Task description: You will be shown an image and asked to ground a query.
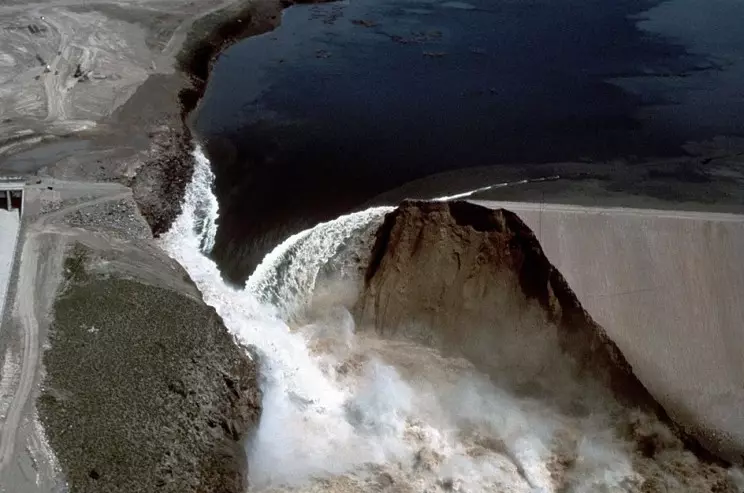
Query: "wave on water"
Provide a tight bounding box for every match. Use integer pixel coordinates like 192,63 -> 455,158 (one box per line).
431,175 -> 560,201
161,146 -> 744,493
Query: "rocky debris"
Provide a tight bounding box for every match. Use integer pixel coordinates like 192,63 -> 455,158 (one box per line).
33,192 -> 110,219
354,200 -> 723,463
176,0 -> 288,108
38,198 -> 64,216
62,197 -> 152,240
39,242 -> 262,493
127,0 -> 333,239
129,1 -> 278,237
130,125 -> 194,237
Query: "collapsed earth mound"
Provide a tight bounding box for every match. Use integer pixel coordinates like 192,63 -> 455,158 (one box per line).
350,200 -> 737,492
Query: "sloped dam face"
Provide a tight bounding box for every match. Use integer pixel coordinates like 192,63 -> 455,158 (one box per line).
0,204 -> 20,324
467,199 -> 744,466
161,152 -> 743,493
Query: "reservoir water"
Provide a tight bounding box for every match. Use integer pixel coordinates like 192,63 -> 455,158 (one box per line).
193,0 -> 744,282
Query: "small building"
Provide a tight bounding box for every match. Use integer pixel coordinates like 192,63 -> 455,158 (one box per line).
0,177 -> 24,216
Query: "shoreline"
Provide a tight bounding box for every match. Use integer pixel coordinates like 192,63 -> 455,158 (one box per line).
0,1 -> 294,490
0,0 -> 324,235
152,0 -> 336,234
2,0 -> 744,235
1,0 -> 743,489
0,1 -> 325,490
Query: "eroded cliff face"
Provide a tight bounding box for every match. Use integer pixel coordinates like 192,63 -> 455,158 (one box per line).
354,201 -> 729,471
357,201 -> 658,407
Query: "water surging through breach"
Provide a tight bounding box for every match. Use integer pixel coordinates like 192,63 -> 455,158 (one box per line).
163,147 -> 428,488
161,147 -> 743,493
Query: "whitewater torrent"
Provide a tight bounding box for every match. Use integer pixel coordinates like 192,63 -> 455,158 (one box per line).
432,175 -> 560,201
161,147 -> 742,493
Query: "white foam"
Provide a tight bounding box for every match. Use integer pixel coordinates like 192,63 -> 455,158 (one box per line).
161,149 -> 724,493
434,183 -> 500,201
160,148 -> 636,492
246,204 -> 392,317
161,148 -> 410,487
432,175 -> 559,201
192,148 -> 220,252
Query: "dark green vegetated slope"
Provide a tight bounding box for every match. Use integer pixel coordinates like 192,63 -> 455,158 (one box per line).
39,245 -> 261,493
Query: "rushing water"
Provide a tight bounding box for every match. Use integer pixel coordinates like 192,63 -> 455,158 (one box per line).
194,0 -> 744,284
160,147 -> 744,492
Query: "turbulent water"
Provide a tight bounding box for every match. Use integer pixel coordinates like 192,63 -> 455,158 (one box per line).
161,147 -> 744,493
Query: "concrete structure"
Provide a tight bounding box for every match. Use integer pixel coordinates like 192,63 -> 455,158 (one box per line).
473,200 -> 744,462
0,178 -> 23,328
0,177 -> 24,216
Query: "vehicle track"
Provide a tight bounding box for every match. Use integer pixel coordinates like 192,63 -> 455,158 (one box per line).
0,187 -> 131,473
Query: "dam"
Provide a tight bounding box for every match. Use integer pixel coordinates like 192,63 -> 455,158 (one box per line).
0,178 -> 23,326
474,200 -> 744,462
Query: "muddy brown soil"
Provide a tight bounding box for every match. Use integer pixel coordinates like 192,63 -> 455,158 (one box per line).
356,200 -> 729,466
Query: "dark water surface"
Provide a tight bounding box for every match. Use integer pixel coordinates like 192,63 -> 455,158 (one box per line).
194,0 -> 744,283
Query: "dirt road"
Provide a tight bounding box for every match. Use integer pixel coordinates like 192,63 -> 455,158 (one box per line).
0,182 -> 133,491
0,0 -> 240,158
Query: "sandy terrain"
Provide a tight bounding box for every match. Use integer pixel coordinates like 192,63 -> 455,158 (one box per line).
0,211 -> 19,328
0,0 -> 237,159
472,200 -> 744,464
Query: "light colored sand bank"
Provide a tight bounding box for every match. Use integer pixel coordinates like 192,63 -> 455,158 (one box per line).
0,0 -> 235,159
472,200 -> 744,462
